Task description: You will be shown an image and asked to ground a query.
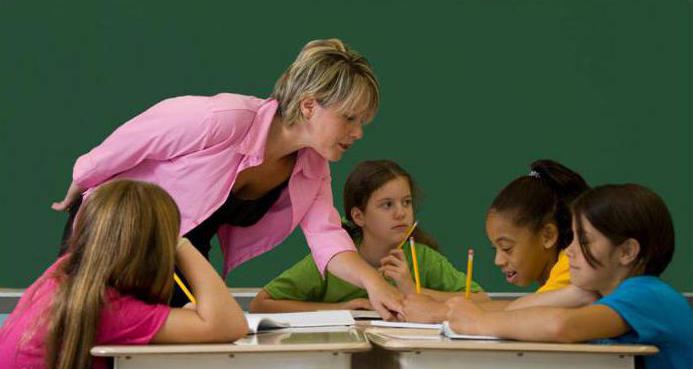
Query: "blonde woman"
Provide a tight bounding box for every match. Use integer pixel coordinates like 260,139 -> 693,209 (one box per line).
51,39 -> 403,317
1,180 -> 248,369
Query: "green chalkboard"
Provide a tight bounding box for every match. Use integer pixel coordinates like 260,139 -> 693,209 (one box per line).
1,0 -> 690,292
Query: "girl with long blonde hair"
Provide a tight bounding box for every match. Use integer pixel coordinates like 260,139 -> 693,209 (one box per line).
1,180 -> 247,369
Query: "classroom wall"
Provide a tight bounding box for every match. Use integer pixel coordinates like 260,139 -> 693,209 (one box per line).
1,0 -> 690,292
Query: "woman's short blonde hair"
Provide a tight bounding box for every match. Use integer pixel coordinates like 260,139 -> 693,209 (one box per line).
272,39 -> 380,125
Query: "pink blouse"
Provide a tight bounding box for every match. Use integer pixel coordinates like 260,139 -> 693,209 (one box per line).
72,93 -> 355,275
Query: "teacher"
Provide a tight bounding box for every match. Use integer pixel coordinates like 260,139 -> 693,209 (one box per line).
52,39 -> 403,318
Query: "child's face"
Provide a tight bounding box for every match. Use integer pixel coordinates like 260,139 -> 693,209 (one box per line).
354,176 -> 415,247
566,216 -> 622,293
486,211 -> 555,287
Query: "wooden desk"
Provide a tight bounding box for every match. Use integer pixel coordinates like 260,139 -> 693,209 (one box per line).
91,327 -> 370,369
356,328 -> 658,369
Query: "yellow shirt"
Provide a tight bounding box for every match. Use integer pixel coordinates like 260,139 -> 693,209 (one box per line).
536,250 -> 570,293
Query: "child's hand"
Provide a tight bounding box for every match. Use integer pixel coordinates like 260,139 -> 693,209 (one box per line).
402,294 -> 446,323
446,297 -> 486,335
379,249 -> 416,294
342,298 -> 373,311
177,237 -> 193,250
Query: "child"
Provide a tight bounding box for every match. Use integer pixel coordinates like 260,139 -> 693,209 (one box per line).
446,184 -> 693,369
482,159 -> 596,311
249,160 -> 486,317
0,180 -> 248,369
400,159 -> 590,321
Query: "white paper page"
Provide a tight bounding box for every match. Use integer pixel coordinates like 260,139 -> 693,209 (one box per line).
244,314 -> 290,334
245,310 -> 355,333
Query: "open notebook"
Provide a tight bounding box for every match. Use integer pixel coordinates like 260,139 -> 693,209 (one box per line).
244,310 -> 356,334
369,320 -> 499,340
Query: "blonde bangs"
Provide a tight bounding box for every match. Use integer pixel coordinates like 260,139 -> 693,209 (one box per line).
272,38 -> 380,125
327,73 -> 379,123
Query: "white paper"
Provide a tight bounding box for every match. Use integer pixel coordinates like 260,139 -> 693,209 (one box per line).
245,310 -> 355,333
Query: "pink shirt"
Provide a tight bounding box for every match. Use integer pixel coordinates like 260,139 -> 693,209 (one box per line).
72,93 -> 355,276
0,259 -> 170,369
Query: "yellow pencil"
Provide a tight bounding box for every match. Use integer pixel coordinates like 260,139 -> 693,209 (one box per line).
465,249 -> 474,299
397,221 -> 418,249
173,272 -> 197,304
409,237 -> 421,294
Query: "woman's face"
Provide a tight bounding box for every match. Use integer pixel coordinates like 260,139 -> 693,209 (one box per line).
353,177 -> 415,248
486,210 -> 556,287
302,99 -> 368,162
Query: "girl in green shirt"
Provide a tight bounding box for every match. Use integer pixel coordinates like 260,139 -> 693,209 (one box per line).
250,160 -> 487,316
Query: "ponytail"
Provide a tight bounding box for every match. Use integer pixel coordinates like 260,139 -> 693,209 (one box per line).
490,159 -> 589,250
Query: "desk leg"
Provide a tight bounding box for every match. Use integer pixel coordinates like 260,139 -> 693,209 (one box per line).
112,351 -> 352,369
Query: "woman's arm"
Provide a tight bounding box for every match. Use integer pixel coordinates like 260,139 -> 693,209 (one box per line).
446,297 -> 629,342
51,181 -> 85,211
70,99 -> 254,191
53,103 -> 253,211
327,251 -> 403,320
152,239 -> 248,343
298,174 -> 403,319
249,289 -> 372,313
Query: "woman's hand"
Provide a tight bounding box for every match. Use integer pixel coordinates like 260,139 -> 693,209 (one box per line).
446,297 -> 487,335
365,277 -> 404,321
51,181 -> 84,211
402,293 -> 448,323
342,298 -> 373,311
379,249 -> 416,295
326,251 -> 403,320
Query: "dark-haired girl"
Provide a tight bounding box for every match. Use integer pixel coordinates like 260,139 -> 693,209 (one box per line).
250,160 -> 486,316
447,184 -> 693,369
486,160 -> 589,294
